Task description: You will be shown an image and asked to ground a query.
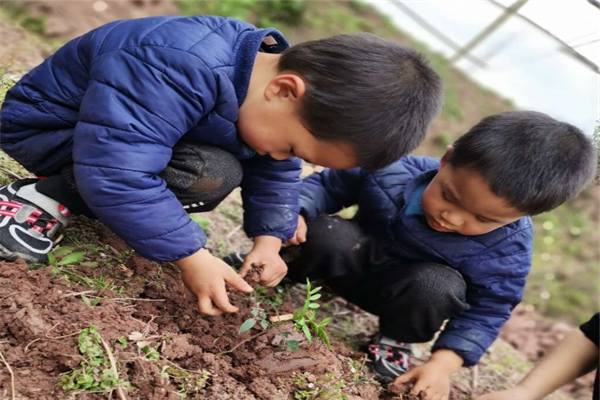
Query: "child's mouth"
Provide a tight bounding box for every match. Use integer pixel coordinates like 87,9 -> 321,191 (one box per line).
426,215 -> 453,232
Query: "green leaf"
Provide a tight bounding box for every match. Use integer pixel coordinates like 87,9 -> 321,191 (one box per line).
286,340 -> 300,351
51,267 -> 61,277
309,294 -> 322,301
53,246 -> 74,257
81,261 -> 99,269
251,307 -> 259,317
319,317 -> 331,328
118,336 -> 128,349
260,320 -> 270,330
301,324 -> 312,342
305,278 -> 311,292
309,286 -> 322,294
81,296 -> 91,307
57,252 -> 86,266
47,252 -> 56,265
238,318 -> 256,334
308,303 -> 320,309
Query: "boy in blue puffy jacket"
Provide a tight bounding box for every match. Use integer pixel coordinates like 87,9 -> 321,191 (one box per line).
281,112 -> 597,397
0,17 -> 443,316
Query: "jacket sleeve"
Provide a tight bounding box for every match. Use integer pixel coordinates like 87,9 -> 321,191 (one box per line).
73,46 -> 217,262
298,168 -> 362,220
240,156 -> 302,241
432,250 -> 532,366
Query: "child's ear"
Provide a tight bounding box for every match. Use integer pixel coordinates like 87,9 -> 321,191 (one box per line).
265,74 -> 305,103
439,145 -> 454,170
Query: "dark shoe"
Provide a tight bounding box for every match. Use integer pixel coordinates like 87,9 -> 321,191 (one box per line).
367,333 -> 412,384
0,179 -> 70,263
222,252 -> 247,269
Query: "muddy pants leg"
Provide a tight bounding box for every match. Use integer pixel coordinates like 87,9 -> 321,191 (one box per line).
283,214 -> 469,343
34,142 -> 243,217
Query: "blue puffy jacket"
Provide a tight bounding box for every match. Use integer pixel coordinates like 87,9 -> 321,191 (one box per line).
300,156 -> 533,366
0,16 -> 302,261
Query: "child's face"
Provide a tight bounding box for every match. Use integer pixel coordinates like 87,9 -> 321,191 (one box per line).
238,71 -> 357,169
421,148 -> 525,236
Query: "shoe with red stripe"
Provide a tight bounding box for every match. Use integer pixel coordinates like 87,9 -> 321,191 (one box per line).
0,179 -> 69,263
367,333 -> 412,384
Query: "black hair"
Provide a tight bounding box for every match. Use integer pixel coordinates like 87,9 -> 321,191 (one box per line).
448,111 -> 598,215
278,33 -> 443,170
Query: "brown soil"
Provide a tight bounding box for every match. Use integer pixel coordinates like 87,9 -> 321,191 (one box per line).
499,306 -> 596,400
0,229 -> 405,399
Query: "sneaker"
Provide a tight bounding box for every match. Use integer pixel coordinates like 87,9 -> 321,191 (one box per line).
367,334 -> 412,384
222,252 -> 247,269
0,179 -> 70,263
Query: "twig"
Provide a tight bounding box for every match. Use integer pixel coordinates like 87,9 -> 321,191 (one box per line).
269,313 -> 293,323
53,234 -> 64,246
217,330 -> 266,355
109,298 -> 165,302
24,338 -> 41,353
61,290 -> 96,298
0,350 -> 15,400
99,335 -> 128,400
472,364 -> 479,395
0,165 -> 23,181
45,323 -> 81,340
226,225 -> 242,239
0,292 -> 18,302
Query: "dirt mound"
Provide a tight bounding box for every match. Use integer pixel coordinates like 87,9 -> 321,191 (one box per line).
500,306 -> 595,399
0,247 -> 399,399
21,0 -> 178,41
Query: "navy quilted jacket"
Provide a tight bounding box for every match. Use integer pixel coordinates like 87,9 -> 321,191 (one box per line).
0,16 -> 302,261
300,156 -> 533,366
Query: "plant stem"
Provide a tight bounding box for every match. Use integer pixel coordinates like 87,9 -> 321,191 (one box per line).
0,350 -> 15,400
217,330 -> 266,355
99,335 -> 128,400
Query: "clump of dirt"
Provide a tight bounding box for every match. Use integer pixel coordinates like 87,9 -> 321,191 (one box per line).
500,306 -> 595,399
386,382 -> 428,400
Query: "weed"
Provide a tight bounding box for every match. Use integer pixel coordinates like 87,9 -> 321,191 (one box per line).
59,325 -> 131,393
160,366 -> 211,398
118,337 -> 128,349
293,372 -> 348,400
81,295 -> 101,307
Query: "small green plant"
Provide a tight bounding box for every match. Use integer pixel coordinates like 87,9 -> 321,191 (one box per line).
293,279 -> 332,349
81,295 -> 101,307
59,325 -> 130,393
160,366 -> 211,398
140,343 -> 161,361
293,372 -> 348,400
238,306 -> 271,334
118,336 -> 128,349
346,359 -> 379,386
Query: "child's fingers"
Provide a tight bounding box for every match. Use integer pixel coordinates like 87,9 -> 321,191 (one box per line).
226,268 -> 254,293
211,287 -> 239,314
198,295 -> 223,316
411,379 -> 430,396
297,222 -> 307,243
394,370 -> 415,384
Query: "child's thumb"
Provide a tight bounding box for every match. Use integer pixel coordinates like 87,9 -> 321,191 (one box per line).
394,370 -> 414,384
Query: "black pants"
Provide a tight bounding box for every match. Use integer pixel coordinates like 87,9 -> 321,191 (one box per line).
282,215 -> 469,343
34,142 -> 243,218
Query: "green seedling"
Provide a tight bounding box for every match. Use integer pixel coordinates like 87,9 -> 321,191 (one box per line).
238,306 -> 271,334
160,366 -> 211,398
294,372 -> 348,400
81,295 -> 101,307
293,279 -> 331,349
59,325 -> 131,393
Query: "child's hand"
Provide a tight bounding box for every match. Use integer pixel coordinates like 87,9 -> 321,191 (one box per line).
284,215 -> 308,246
473,388 -> 533,400
240,236 -> 288,287
393,350 -> 463,400
175,248 -> 253,316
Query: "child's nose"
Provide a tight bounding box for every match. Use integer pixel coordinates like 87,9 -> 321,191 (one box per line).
441,211 -> 464,227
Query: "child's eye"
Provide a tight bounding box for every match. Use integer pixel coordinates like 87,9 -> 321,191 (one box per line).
442,189 -> 455,203
476,215 -> 493,223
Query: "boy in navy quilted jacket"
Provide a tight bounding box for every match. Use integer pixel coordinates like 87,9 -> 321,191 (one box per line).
282,112 -> 596,397
0,17 -> 443,316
